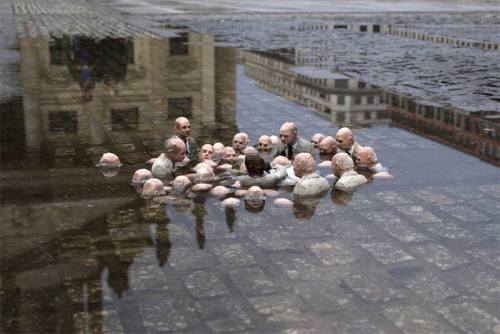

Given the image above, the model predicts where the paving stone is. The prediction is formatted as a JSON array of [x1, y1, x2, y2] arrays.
[[438, 205, 491, 223], [128, 264, 182, 292], [346, 194, 378, 210], [54, 147, 76, 157], [468, 198, 500, 216], [248, 294, 307, 323], [229, 267, 276, 296], [434, 299, 500, 334], [344, 273, 407, 303], [247, 229, 297, 251], [283, 223, 330, 239], [480, 224, 500, 242], [414, 189, 456, 205], [309, 241, 359, 265], [396, 205, 442, 224], [383, 305, 457, 334], [478, 185, 500, 199], [168, 247, 217, 271], [293, 281, 355, 313], [411, 243, 469, 270], [465, 247, 500, 270], [374, 191, 413, 205], [269, 252, 325, 281], [184, 270, 229, 298], [330, 220, 380, 240], [399, 271, 459, 303], [195, 297, 253, 333], [441, 185, 486, 200], [458, 271, 500, 304], [361, 242, 414, 264], [330, 318, 386, 334], [360, 210, 428, 242], [209, 242, 257, 268], [138, 296, 199, 332], [424, 221, 476, 240]]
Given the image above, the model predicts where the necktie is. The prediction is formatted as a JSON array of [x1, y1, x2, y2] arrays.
[[287, 144, 293, 159]]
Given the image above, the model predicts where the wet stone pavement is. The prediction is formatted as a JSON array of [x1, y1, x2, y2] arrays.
[[1, 1, 500, 333]]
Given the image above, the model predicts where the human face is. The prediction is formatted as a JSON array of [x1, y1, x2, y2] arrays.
[[280, 128, 296, 145], [258, 139, 271, 152], [355, 152, 371, 169], [310, 134, 324, 148], [335, 133, 352, 151], [176, 120, 191, 138], [199, 145, 214, 161], [223, 148, 237, 162], [232, 135, 247, 152], [319, 143, 336, 155], [172, 146, 186, 163]]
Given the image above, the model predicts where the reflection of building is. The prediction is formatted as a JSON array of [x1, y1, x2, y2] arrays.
[[0, 30, 238, 333], [240, 49, 388, 127], [386, 91, 500, 165], [1, 31, 237, 169]]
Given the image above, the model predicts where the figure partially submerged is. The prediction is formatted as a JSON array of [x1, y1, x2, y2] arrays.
[[332, 152, 367, 191], [96, 152, 122, 177], [292, 153, 329, 197]]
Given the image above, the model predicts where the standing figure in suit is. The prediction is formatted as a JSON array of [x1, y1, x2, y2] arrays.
[[335, 127, 362, 161], [275, 122, 314, 160], [172, 117, 198, 159]]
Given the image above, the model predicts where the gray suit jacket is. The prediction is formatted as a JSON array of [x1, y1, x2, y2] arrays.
[[274, 136, 315, 159]]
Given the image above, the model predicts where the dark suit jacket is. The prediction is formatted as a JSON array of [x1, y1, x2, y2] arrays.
[[274, 136, 315, 159]]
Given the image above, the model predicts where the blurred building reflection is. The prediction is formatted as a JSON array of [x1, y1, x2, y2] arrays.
[[385, 91, 500, 165], [240, 48, 389, 127]]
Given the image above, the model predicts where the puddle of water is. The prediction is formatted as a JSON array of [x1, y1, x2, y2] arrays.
[[1, 30, 499, 333]]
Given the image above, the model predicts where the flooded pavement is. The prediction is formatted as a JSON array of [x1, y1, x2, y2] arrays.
[[1, 1, 500, 334]]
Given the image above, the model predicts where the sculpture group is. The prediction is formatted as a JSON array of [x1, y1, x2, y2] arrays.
[[97, 117, 392, 217]]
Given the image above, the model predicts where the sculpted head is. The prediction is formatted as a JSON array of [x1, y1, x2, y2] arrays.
[[131, 168, 153, 187], [97, 152, 121, 168], [222, 146, 237, 162], [142, 178, 165, 198], [174, 117, 191, 138], [311, 133, 325, 149], [242, 146, 258, 156], [232, 132, 249, 153], [171, 175, 192, 196], [292, 153, 316, 178], [258, 135, 272, 152], [245, 153, 266, 177], [332, 152, 354, 177], [270, 135, 280, 146], [271, 156, 290, 168], [318, 136, 337, 155], [198, 144, 214, 161], [280, 122, 298, 145], [355, 146, 377, 169], [245, 186, 265, 212], [213, 142, 224, 157], [335, 127, 354, 151], [165, 137, 186, 163]]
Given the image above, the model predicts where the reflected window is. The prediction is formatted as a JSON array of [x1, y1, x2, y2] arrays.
[[335, 79, 348, 88], [168, 97, 192, 119], [358, 81, 366, 89], [354, 96, 362, 105], [334, 24, 348, 29], [337, 112, 346, 122], [50, 37, 72, 65], [377, 110, 388, 119], [360, 25, 368, 32], [111, 108, 139, 130], [373, 25, 381, 33], [337, 95, 345, 105], [49, 111, 77, 133], [324, 107, 331, 114], [169, 33, 189, 55], [367, 95, 374, 104]]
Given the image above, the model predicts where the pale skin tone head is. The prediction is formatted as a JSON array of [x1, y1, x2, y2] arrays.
[[232, 133, 248, 152], [271, 156, 290, 168], [355, 146, 376, 169], [174, 117, 191, 138], [292, 153, 316, 178], [242, 146, 258, 155], [213, 143, 224, 155], [198, 144, 214, 161], [222, 147, 237, 162], [318, 136, 337, 155], [131, 169, 152, 185], [98, 152, 121, 168], [332, 152, 354, 177], [335, 127, 354, 151], [311, 133, 325, 149], [258, 135, 272, 152], [166, 138, 187, 163], [280, 122, 298, 145]]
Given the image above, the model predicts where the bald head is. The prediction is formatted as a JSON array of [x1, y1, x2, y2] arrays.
[[356, 146, 377, 169], [280, 122, 298, 145], [222, 146, 237, 162], [165, 137, 186, 163], [332, 152, 354, 177], [171, 175, 192, 195], [232, 133, 249, 153], [174, 117, 191, 138], [318, 136, 337, 155], [311, 133, 325, 148], [292, 153, 316, 177], [98, 152, 121, 168], [198, 144, 214, 161], [258, 135, 272, 152], [335, 127, 354, 151]]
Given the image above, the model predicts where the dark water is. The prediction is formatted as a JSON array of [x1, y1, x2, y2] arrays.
[[1, 31, 499, 333]]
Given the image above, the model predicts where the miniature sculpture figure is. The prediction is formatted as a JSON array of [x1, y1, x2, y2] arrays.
[[332, 153, 367, 191], [292, 153, 329, 197], [276, 122, 314, 159], [335, 127, 362, 160], [152, 137, 186, 180], [311, 133, 325, 149], [355, 146, 393, 178]]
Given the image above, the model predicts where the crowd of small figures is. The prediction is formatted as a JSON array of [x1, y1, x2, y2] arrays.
[[96, 117, 392, 215]]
